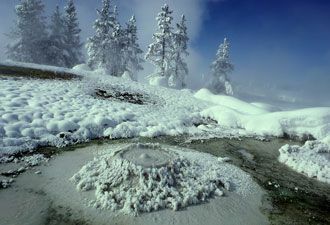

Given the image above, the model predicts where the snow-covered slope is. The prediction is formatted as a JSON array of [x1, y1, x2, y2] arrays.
[[195, 89, 330, 141], [0, 63, 329, 183], [0, 66, 209, 154]]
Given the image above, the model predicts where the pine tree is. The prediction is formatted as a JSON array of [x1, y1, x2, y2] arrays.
[[110, 22, 126, 76], [123, 15, 144, 81], [86, 0, 123, 76], [169, 15, 189, 89], [6, 0, 48, 64], [63, 0, 83, 68], [86, 0, 111, 70], [47, 6, 66, 67], [208, 38, 234, 95], [145, 4, 174, 82]]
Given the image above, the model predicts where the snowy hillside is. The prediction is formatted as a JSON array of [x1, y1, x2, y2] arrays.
[[0, 63, 208, 154], [0, 63, 329, 183]]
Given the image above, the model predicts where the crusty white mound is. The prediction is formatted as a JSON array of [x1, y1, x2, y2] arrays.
[[70, 143, 256, 215], [279, 141, 330, 184]]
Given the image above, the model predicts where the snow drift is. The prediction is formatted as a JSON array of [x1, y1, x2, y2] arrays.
[[279, 141, 330, 184], [195, 88, 330, 142]]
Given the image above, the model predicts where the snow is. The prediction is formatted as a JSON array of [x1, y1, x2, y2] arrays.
[[70, 143, 259, 215], [0, 178, 14, 189], [195, 88, 330, 141], [194, 88, 330, 183], [207, 38, 234, 95], [279, 141, 330, 184], [0, 67, 207, 155], [148, 75, 169, 87], [0, 142, 268, 225], [0, 62, 329, 184], [1, 60, 73, 74], [195, 88, 270, 115], [20, 154, 48, 167], [72, 63, 91, 72]]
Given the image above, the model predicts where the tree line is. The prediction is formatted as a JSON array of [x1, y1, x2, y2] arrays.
[[6, 0, 234, 94]]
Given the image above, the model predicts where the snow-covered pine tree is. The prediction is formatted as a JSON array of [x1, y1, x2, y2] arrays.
[[47, 6, 66, 67], [122, 15, 144, 81], [86, 0, 112, 71], [208, 38, 234, 95], [63, 0, 83, 68], [86, 0, 124, 76], [145, 4, 174, 84], [168, 15, 189, 89], [110, 22, 125, 76], [6, 0, 48, 64]]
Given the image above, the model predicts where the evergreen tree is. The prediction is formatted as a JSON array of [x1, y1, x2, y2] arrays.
[[63, 0, 83, 68], [168, 15, 189, 89], [123, 15, 144, 81], [110, 22, 125, 76], [109, 6, 129, 76], [47, 6, 66, 67], [6, 0, 48, 64], [145, 4, 174, 82], [208, 38, 234, 95], [86, 0, 123, 76], [86, 0, 111, 70]]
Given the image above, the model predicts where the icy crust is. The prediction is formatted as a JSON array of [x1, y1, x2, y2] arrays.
[[70, 144, 255, 214], [0, 153, 48, 166], [279, 141, 330, 184], [20, 154, 48, 167]]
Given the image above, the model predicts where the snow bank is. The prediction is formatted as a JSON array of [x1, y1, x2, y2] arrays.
[[195, 89, 268, 115], [195, 89, 330, 141], [72, 63, 92, 72], [279, 141, 330, 184], [70, 143, 258, 215], [1, 60, 73, 74], [0, 69, 208, 155], [195, 88, 330, 183]]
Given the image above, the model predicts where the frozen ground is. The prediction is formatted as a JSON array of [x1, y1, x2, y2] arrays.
[[70, 143, 258, 214], [0, 62, 329, 183], [0, 143, 268, 225]]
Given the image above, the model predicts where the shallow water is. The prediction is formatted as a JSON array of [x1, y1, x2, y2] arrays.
[[1, 136, 329, 225]]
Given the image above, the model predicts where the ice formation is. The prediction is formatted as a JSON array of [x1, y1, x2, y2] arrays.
[[20, 154, 48, 167], [0, 178, 14, 189], [279, 141, 330, 184], [70, 144, 247, 214]]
